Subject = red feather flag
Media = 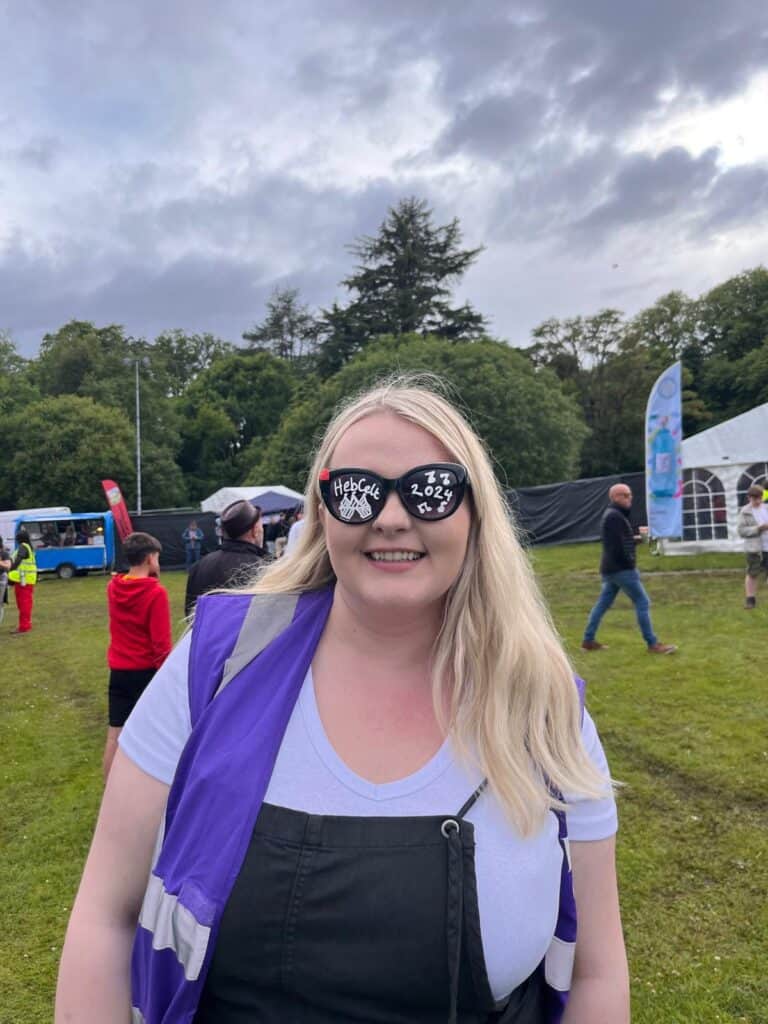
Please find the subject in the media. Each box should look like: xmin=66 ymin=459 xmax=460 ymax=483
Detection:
xmin=101 ymin=479 xmax=134 ymax=541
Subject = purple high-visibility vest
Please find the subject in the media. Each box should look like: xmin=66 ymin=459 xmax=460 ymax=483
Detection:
xmin=130 ymin=587 xmax=582 ymax=1023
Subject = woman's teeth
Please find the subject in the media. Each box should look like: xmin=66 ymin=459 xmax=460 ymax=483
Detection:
xmin=368 ymin=551 xmax=424 ymax=562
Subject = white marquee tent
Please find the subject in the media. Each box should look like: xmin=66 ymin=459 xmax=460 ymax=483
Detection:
xmin=665 ymin=402 xmax=768 ymax=553
xmin=200 ymin=485 xmax=304 ymax=515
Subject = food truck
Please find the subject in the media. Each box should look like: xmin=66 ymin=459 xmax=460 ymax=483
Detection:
xmin=15 ymin=511 xmax=116 ymax=578
xmin=0 ymin=506 xmax=71 ymax=552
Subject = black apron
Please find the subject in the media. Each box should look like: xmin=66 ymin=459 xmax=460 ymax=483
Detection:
xmin=195 ymin=785 xmax=547 ymax=1023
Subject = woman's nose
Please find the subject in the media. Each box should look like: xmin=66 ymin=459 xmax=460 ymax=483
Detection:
xmin=373 ymin=489 xmax=410 ymax=531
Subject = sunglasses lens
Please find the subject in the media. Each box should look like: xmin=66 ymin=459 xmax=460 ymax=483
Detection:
xmin=402 ymin=466 xmax=464 ymax=520
xmin=325 ymin=472 xmax=385 ymax=523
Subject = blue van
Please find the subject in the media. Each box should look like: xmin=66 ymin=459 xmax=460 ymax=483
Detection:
xmin=16 ymin=511 xmax=116 ymax=579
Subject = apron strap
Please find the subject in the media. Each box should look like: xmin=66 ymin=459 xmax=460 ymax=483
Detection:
xmin=441 ymin=818 xmax=464 ymax=1024
xmin=443 ymin=777 xmax=488 ymax=1022
xmin=455 ymin=777 xmax=488 ymax=820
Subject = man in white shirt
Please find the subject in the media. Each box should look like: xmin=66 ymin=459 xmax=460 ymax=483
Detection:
xmin=737 ymin=484 xmax=768 ymax=608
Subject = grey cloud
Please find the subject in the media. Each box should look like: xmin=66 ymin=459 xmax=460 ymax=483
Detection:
xmin=15 ymin=137 xmax=61 ymax=171
xmin=571 ymin=146 xmax=721 ymax=237
xmin=0 ymin=172 xmax=408 ymax=353
xmin=2 ymin=0 xmax=767 ymax=358
xmin=437 ymin=92 xmax=549 ymax=159
xmin=488 ymin=138 xmax=768 ymax=253
xmin=0 ymin=245 xmax=272 ymax=354
xmin=487 ymin=143 xmax=619 ymax=243
xmin=701 ymin=164 xmax=768 ymax=232
xmin=429 ymin=2 xmax=768 ymax=159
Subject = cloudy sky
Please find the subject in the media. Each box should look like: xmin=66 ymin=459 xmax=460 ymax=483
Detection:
xmin=2 ymin=0 xmax=768 ymax=356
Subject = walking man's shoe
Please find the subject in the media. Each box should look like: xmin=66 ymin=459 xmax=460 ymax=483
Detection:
xmin=745 ymin=596 xmax=756 ymax=609
xmin=581 ymin=640 xmax=607 ymax=651
xmin=648 ymin=642 xmax=677 ymax=654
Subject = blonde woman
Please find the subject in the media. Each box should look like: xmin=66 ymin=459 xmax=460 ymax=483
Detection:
xmin=57 ymin=379 xmax=629 ymax=1024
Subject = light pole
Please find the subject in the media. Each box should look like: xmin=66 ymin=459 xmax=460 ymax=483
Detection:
xmin=134 ymin=359 xmax=143 ymax=515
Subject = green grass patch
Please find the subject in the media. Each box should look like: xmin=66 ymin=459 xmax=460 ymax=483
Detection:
xmin=2 ymin=554 xmax=765 ymax=1023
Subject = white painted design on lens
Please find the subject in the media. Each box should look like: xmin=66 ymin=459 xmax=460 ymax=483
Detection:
xmin=339 ymin=493 xmax=373 ymax=521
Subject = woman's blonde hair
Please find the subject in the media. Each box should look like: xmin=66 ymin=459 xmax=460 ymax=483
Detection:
xmin=250 ymin=374 xmax=610 ymax=835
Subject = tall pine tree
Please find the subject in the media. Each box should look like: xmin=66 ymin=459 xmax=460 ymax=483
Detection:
xmin=317 ymin=198 xmax=486 ymax=376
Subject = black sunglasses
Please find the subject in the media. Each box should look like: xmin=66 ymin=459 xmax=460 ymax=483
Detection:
xmin=319 ymin=463 xmax=470 ymax=524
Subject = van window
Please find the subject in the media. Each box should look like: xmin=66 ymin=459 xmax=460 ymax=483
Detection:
xmin=27 ymin=517 xmax=106 ymax=548
xmin=31 ymin=521 xmax=59 ymax=548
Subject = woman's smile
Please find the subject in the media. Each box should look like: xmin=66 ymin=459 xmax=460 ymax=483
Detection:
xmin=364 ymin=548 xmax=427 ymax=571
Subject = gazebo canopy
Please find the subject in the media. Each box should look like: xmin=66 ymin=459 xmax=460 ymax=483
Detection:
xmin=200 ymin=485 xmax=304 ymax=515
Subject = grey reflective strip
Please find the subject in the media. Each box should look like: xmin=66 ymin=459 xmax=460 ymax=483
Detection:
xmin=139 ymin=874 xmax=211 ymax=981
xmin=216 ymin=593 xmax=299 ymax=696
xmin=131 ymin=1008 xmax=145 ymax=1023
xmin=544 ymin=935 xmax=575 ymax=991
xmin=562 ymin=835 xmax=572 ymax=873
xmin=150 ymin=807 xmax=166 ymax=871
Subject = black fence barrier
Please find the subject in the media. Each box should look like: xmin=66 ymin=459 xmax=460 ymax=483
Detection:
xmin=119 ymin=511 xmax=220 ymax=570
xmin=506 ymin=472 xmax=646 ymax=546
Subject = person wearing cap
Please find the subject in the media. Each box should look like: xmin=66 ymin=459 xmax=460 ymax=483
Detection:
xmin=737 ymin=483 xmax=768 ymax=609
xmin=184 ymin=501 xmax=266 ymax=615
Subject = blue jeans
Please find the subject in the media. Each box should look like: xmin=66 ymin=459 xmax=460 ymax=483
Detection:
xmin=583 ymin=569 xmax=657 ymax=646
xmin=185 ymin=546 xmax=201 ymax=570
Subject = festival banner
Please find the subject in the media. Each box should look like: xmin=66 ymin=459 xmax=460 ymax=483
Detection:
xmin=101 ymin=479 xmax=134 ymax=541
xmin=645 ymin=362 xmax=683 ymax=538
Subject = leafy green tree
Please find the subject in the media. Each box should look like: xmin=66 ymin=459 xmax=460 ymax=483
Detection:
xmin=149 ymin=330 xmax=234 ymax=398
xmin=179 ymin=350 xmax=297 ymax=499
xmin=0 ymin=393 xmax=186 ymax=512
xmin=176 ymin=401 xmax=242 ymax=501
xmin=31 ymin=321 xmax=186 ymax=501
xmin=243 ymin=287 xmax=320 ymax=366
xmin=693 ymin=268 xmax=768 ymax=420
xmin=0 ymin=331 xmax=40 ymax=417
xmin=623 ymin=293 xmax=711 ymax=435
xmin=527 ymin=301 xmax=717 ymax=474
xmin=527 ymin=310 xmax=642 ymax=475
xmin=33 ymin=321 xmax=135 ymax=405
xmin=696 ymin=267 xmax=768 ymax=362
xmin=317 ymin=198 xmax=486 ymax=377
xmin=624 ymin=290 xmax=699 ymax=364
xmin=315 ymin=301 xmax=369 ymax=379
xmin=0 ymin=395 xmax=135 ymax=510
xmin=243 ymin=335 xmax=586 ymax=492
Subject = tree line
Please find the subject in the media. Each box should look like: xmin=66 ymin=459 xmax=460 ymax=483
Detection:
xmin=2 ymin=196 xmax=767 ymax=512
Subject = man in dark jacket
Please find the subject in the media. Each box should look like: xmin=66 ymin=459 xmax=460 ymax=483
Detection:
xmin=184 ymin=500 xmax=266 ymax=615
xmin=581 ymin=483 xmax=676 ymax=654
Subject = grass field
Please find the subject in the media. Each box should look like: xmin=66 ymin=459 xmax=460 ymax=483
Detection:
xmin=1 ymin=544 xmax=765 ymax=1023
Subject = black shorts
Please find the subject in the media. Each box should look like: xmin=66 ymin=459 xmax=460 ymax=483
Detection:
xmin=108 ymin=668 xmax=156 ymax=727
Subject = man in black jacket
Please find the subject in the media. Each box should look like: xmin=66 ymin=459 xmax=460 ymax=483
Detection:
xmin=184 ymin=501 xmax=266 ymax=616
xmin=581 ymin=483 xmax=676 ymax=654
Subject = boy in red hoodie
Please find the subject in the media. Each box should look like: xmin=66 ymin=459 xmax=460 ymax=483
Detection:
xmin=103 ymin=532 xmax=172 ymax=779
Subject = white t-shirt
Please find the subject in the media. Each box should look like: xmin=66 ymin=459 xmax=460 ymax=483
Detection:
xmin=284 ymin=518 xmax=306 ymax=554
xmin=120 ymin=633 xmax=617 ymax=1000
xmin=753 ymin=503 xmax=768 ymax=551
